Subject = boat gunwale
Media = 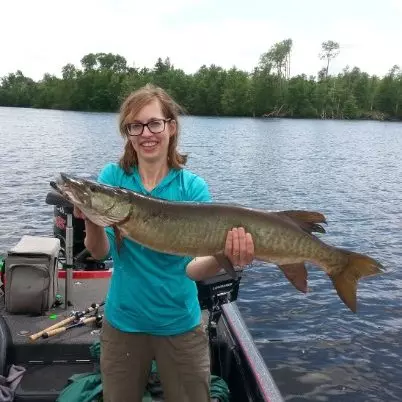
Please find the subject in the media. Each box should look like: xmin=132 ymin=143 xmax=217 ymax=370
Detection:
xmin=222 ymin=302 xmax=284 ymax=402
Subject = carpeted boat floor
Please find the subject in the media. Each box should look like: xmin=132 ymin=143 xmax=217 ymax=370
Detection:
xmin=0 ymin=277 xmax=110 ymax=363
xmin=0 ymin=275 xmax=212 ymax=401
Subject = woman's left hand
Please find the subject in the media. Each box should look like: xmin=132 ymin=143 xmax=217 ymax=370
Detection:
xmin=224 ymin=227 xmax=255 ymax=267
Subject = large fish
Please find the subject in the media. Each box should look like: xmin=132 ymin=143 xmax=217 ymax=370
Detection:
xmin=50 ymin=173 xmax=384 ymax=313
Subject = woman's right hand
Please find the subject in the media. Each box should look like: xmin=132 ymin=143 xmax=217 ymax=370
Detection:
xmin=73 ymin=206 xmax=87 ymax=221
xmin=73 ymin=206 xmax=110 ymax=260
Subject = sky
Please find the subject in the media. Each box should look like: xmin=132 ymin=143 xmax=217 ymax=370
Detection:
xmin=1 ymin=0 xmax=401 ymax=81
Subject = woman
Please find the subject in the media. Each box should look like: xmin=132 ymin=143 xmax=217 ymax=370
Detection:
xmin=75 ymin=84 xmax=255 ymax=402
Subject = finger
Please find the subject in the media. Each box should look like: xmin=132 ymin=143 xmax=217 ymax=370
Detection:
xmin=73 ymin=206 xmax=81 ymax=219
xmin=237 ymin=227 xmax=247 ymax=266
xmin=74 ymin=206 xmax=86 ymax=220
xmin=224 ymin=230 xmax=233 ymax=258
xmin=245 ymin=233 xmax=254 ymax=265
xmin=231 ymin=228 xmax=240 ymax=266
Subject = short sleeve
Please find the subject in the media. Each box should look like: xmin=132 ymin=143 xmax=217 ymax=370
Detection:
xmin=97 ymin=163 xmax=118 ymax=186
xmin=187 ymin=175 xmax=212 ymax=203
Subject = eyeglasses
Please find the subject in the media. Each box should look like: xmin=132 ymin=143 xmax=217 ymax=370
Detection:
xmin=125 ymin=118 xmax=172 ymax=136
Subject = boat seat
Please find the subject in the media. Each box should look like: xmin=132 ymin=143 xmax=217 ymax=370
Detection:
xmin=0 ymin=316 xmax=12 ymax=376
xmin=45 ymin=191 xmax=74 ymax=211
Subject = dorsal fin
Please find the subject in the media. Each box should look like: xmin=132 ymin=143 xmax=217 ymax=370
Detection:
xmin=275 ymin=210 xmax=327 ymax=234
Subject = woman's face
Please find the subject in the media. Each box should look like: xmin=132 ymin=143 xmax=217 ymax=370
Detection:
xmin=126 ymin=99 xmax=176 ymax=165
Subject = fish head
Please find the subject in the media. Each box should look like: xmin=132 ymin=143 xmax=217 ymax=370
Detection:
xmin=51 ymin=173 xmax=132 ymax=227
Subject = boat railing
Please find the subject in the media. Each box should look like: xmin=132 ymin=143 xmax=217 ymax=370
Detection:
xmin=222 ymin=302 xmax=284 ymax=402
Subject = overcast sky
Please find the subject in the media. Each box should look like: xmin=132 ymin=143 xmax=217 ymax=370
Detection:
xmin=1 ymin=0 xmax=401 ymax=81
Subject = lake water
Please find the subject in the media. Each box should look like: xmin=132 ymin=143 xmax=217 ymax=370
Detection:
xmin=1 ymin=106 xmax=402 ymax=401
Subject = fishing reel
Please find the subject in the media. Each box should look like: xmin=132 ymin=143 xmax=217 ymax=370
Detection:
xmin=94 ymin=314 xmax=103 ymax=328
xmin=29 ymin=301 xmax=105 ymax=342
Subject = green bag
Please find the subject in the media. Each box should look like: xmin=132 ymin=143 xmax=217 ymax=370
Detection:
xmin=56 ymin=372 xmax=103 ymax=402
xmin=56 ymin=340 xmax=230 ymax=402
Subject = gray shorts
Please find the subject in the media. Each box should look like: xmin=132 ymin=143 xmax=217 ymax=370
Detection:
xmin=100 ymin=319 xmax=211 ymax=402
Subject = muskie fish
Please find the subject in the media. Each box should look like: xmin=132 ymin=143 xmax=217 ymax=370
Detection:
xmin=50 ymin=173 xmax=384 ymax=313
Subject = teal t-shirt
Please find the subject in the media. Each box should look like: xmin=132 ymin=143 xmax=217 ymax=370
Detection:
xmin=97 ymin=163 xmax=211 ymax=335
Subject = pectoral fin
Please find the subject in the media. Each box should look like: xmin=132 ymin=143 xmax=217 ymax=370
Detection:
xmin=214 ymin=252 xmax=237 ymax=280
xmin=113 ymin=226 xmax=123 ymax=253
xmin=278 ymin=263 xmax=308 ymax=293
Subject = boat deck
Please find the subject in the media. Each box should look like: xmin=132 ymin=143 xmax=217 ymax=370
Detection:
xmin=1 ymin=277 xmax=109 ymax=362
xmin=0 ymin=277 xmax=110 ymax=401
xmin=0 ymin=275 xmax=215 ymax=401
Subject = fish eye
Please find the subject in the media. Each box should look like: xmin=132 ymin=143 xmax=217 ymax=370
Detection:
xmin=89 ymin=184 xmax=97 ymax=192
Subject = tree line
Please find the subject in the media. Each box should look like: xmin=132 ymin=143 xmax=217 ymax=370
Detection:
xmin=1 ymin=39 xmax=401 ymax=120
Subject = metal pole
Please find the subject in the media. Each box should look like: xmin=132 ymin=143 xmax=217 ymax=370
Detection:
xmin=65 ymin=213 xmax=74 ymax=309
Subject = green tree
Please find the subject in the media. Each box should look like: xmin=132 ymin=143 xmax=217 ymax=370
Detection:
xmin=221 ymin=68 xmax=252 ymax=116
xmin=319 ymin=40 xmax=340 ymax=79
xmin=286 ymin=75 xmax=316 ymax=117
xmin=190 ymin=65 xmax=227 ymax=115
xmin=376 ymin=65 xmax=402 ymax=118
xmin=342 ymin=94 xmax=359 ymax=119
xmin=0 ymin=48 xmax=401 ymax=121
xmin=0 ymin=70 xmax=37 ymax=107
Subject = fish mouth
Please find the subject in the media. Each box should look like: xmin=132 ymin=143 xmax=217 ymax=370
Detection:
xmin=50 ymin=173 xmax=92 ymax=207
xmin=50 ymin=173 xmax=133 ymax=228
xmin=49 ymin=180 xmax=62 ymax=194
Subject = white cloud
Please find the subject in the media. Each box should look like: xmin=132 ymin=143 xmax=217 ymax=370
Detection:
xmin=391 ymin=0 xmax=402 ymax=13
xmin=324 ymin=17 xmax=401 ymax=76
xmin=157 ymin=18 xmax=283 ymax=73
xmin=0 ymin=0 xmax=400 ymax=80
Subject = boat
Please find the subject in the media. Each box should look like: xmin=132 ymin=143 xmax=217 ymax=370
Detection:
xmin=0 ymin=187 xmax=284 ymax=402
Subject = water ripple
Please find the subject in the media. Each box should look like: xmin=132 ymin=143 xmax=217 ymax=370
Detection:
xmin=1 ymin=107 xmax=402 ymax=401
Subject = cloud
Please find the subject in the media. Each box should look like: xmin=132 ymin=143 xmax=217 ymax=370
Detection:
xmin=391 ymin=0 xmax=402 ymax=13
xmin=0 ymin=0 xmax=400 ymax=80
xmin=155 ymin=18 xmax=283 ymax=73
xmin=325 ymin=17 xmax=401 ymax=76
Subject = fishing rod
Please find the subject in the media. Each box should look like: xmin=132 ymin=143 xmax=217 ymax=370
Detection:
xmin=41 ymin=314 xmax=103 ymax=339
xmin=29 ymin=301 xmax=105 ymax=342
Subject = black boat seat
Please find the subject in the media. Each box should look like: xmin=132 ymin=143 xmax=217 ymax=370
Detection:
xmin=0 ymin=316 xmax=12 ymax=376
xmin=45 ymin=190 xmax=106 ymax=268
xmin=45 ymin=191 xmax=73 ymax=212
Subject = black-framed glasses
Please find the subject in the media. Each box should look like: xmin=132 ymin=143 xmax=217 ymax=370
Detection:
xmin=125 ymin=118 xmax=172 ymax=136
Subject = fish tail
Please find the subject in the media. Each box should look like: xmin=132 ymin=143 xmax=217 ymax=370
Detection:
xmin=329 ymin=250 xmax=384 ymax=313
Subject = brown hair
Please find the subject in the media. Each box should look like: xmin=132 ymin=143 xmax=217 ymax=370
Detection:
xmin=118 ymin=84 xmax=187 ymax=173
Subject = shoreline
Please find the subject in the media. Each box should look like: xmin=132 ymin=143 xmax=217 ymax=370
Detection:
xmin=1 ymin=105 xmax=401 ymax=122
